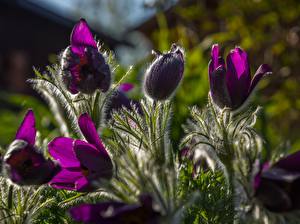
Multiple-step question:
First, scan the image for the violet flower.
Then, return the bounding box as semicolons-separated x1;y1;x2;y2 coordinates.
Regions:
144;44;184;101
69;194;161;224
254;151;300;212
106;83;142;120
61;19;111;94
209;44;272;109
48;113;113;192
3;110;59;185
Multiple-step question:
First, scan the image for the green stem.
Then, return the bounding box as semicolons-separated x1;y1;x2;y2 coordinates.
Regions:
7;185;13;210
58;193;86;206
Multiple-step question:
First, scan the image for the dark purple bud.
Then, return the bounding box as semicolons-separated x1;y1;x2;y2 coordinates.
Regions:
3;140;60;185
208;44;272;109
69;194;161;224
255;151;300;212
144;44;184;100
61;19;111;94
106;83;142;120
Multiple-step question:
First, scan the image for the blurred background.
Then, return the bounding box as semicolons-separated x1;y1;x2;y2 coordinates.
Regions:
1;0;300;155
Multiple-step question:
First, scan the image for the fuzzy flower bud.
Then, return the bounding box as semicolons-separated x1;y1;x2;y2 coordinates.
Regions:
144;44;184;100
61;19;111;94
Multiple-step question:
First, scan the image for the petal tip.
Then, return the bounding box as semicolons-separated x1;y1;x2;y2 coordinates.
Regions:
212;43;219;49
70;19;97;55
119;83;134;92
260;64;272;75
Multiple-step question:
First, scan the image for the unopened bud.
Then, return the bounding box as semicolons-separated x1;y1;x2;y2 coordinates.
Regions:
144;44;184;100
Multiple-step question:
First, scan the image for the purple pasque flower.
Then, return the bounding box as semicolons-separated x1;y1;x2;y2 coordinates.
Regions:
254;151;300;212
209;44;272;109
144;43;184;101
69;194;161;224
106;83;142;120
61;19;111;94
49;113;113;192
3;110;60;185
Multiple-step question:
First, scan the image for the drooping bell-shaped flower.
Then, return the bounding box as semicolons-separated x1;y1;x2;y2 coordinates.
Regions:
48;113;113;192
106;83;142;120
3;110;60;185
61;19;111;94
254;151;300;212
209;44;272;109
144;44;184;100
69;194;161;224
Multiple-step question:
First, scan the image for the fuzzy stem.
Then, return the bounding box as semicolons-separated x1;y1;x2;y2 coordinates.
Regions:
209;94;236;222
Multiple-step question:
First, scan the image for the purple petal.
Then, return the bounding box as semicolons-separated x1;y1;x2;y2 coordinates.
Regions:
210;44;220;72
69;66;81;94
254;162;270;190
255;178;292;212
15;110;36;146
75;176;90;192
180;147;190;159
249;64;272;93
49;168;83;191
209;44;225;76
48;137;80;168
74;140;113;179
69;202;125;223
78;113;107;154
119;83;134;92
274;151;300;172
209;65;232;108
261;167;300;183
208;45;226;106
226;47;251;108
71;19;97;56
69;81;79;94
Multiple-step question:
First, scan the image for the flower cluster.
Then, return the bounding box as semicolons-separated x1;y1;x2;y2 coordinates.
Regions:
2;17;300;224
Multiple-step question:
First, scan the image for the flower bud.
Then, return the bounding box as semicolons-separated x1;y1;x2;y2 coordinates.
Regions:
61;19;111;94
144;44;184;100
3;139;60;185
208;44;272;110
105;83;142;121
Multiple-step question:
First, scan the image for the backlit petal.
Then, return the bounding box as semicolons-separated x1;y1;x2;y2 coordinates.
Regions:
16;110;36;146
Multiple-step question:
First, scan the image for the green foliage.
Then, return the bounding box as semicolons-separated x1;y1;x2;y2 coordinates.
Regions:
178;162;233;224
0;177;57;224
104;99;191;223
